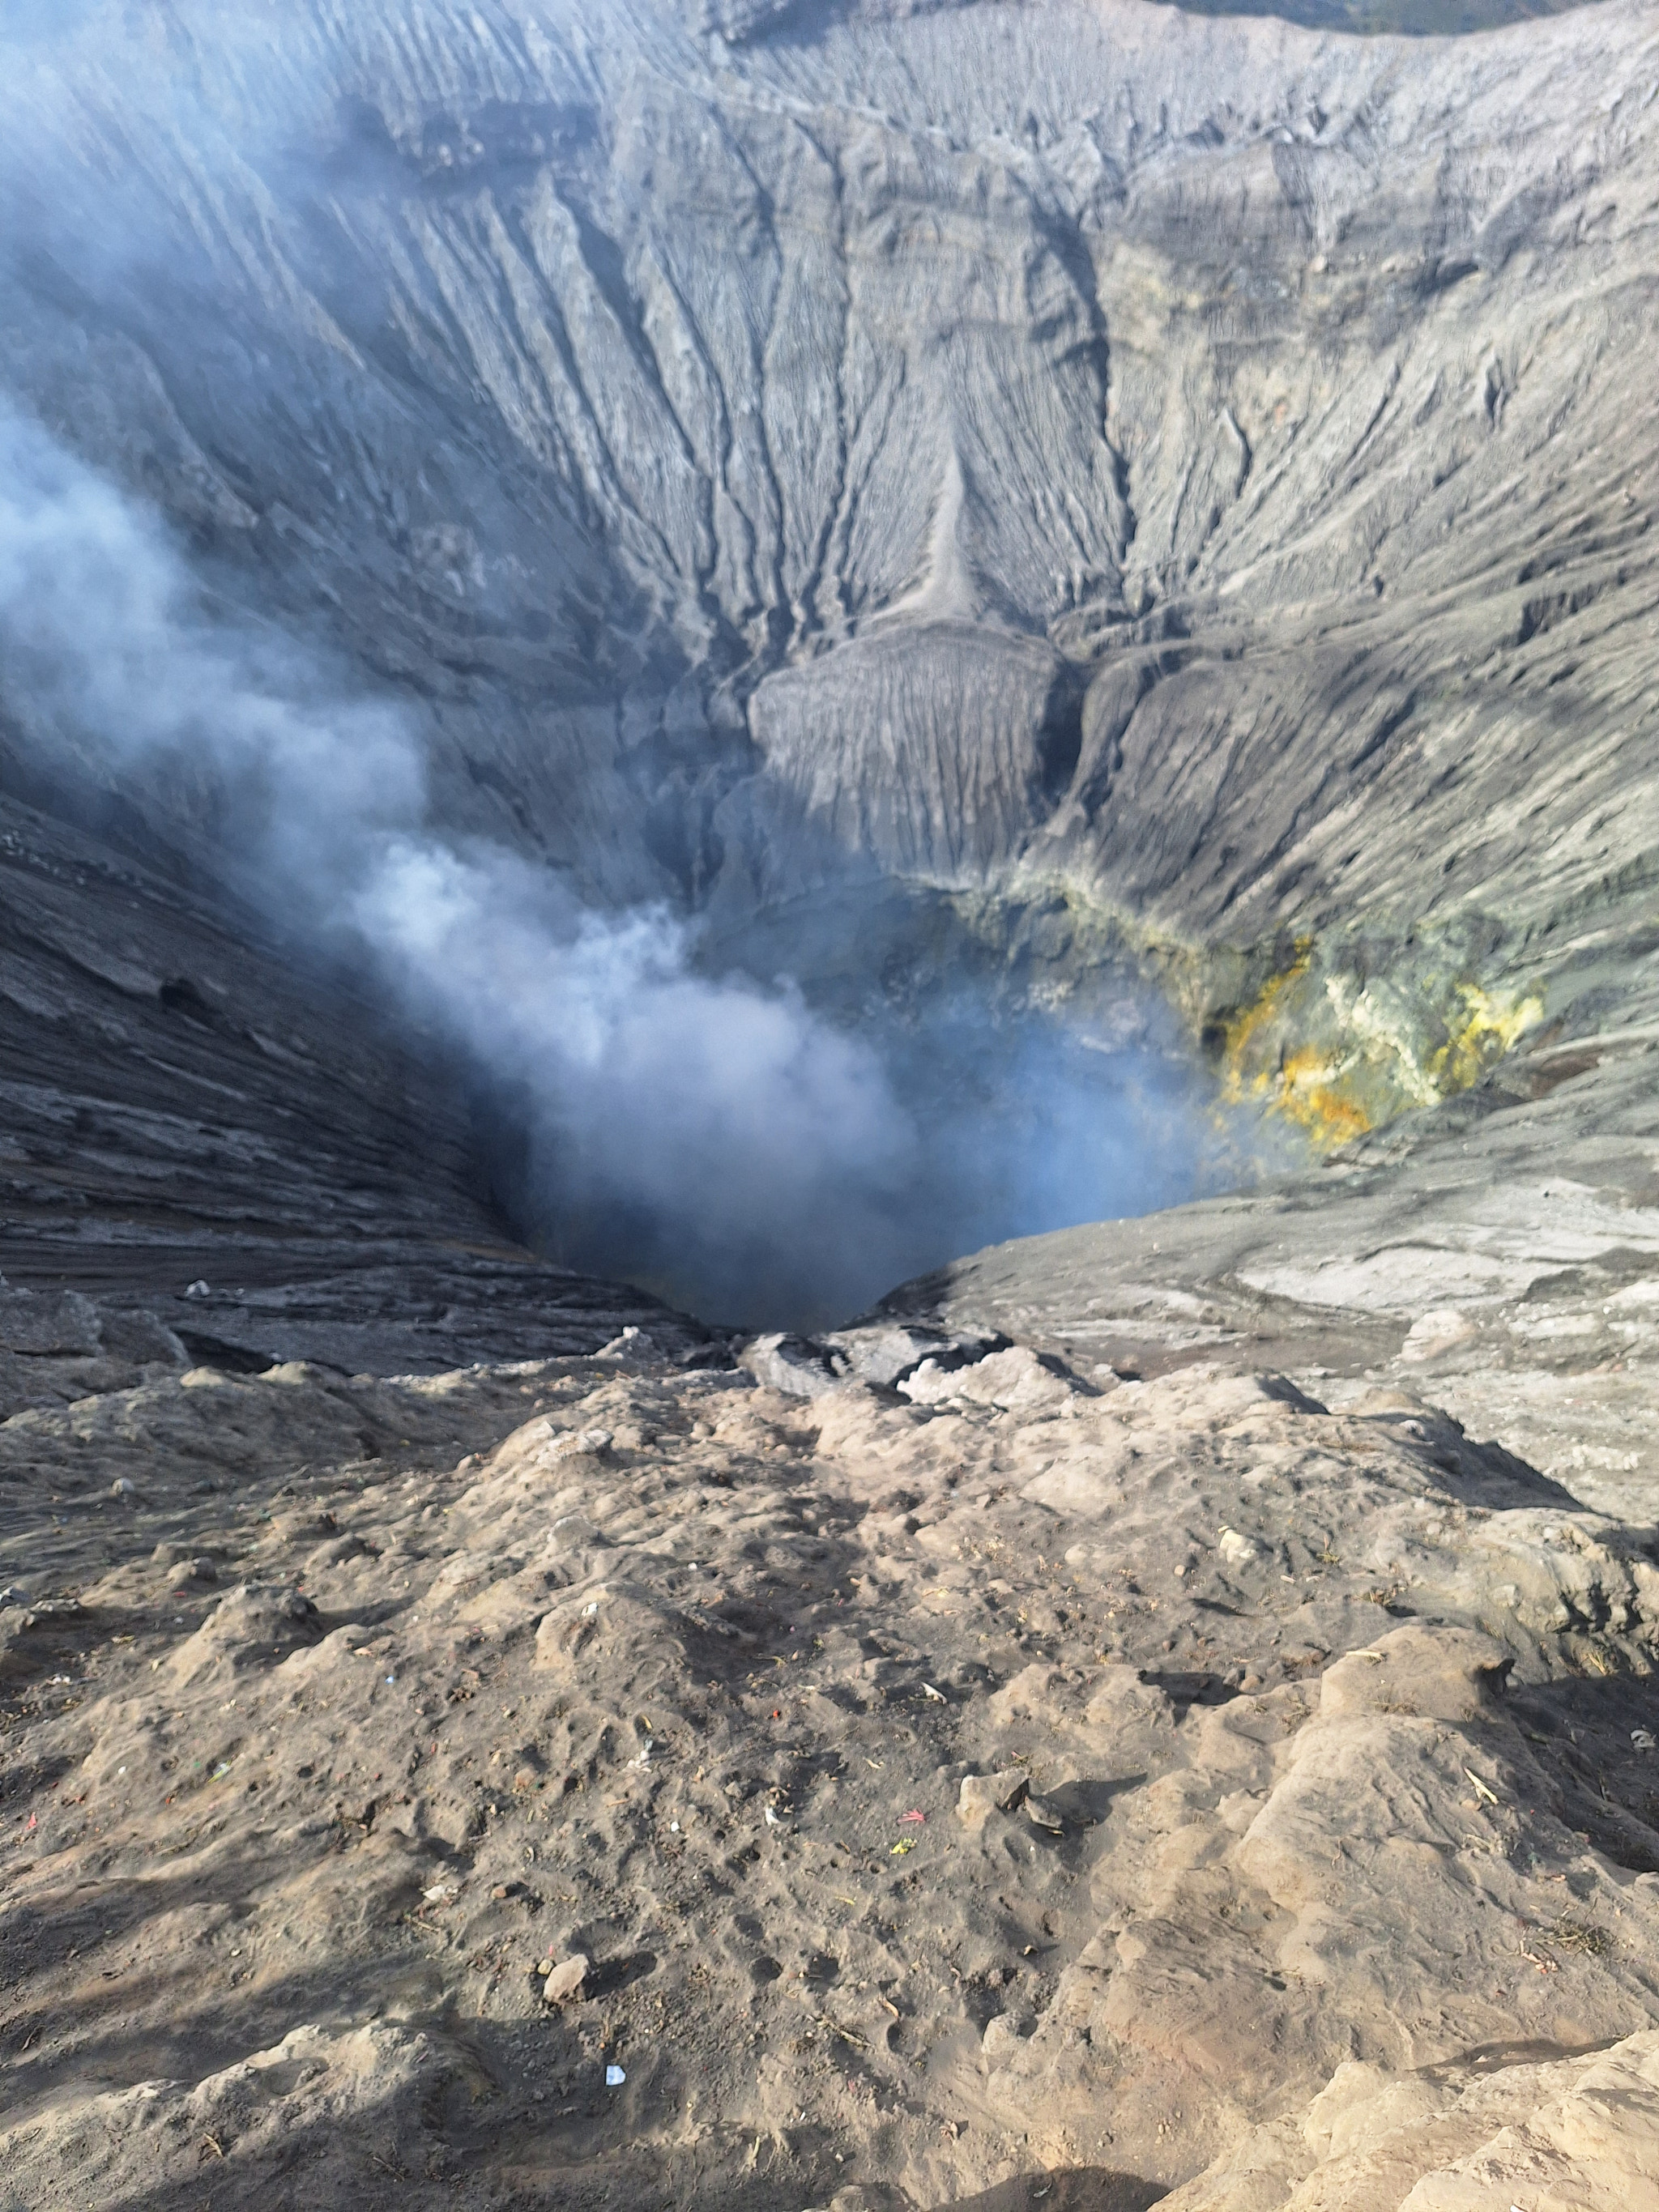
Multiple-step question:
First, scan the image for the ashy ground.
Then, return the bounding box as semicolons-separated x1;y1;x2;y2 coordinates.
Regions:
4;1325;1659;2210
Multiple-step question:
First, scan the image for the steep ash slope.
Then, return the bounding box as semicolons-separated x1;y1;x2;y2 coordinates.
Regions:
4;0;1658;1153
7;9;1659;2204
0;783;719;1379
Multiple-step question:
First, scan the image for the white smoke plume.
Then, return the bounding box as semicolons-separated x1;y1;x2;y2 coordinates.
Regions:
0;403;933;1322
0;1;1235;1328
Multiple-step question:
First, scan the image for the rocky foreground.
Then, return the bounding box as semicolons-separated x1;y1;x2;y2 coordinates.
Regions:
4;1319;1659;2210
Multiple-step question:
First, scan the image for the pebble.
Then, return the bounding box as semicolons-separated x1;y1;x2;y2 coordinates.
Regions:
543;1954;589;2004
956;1770;1030;1829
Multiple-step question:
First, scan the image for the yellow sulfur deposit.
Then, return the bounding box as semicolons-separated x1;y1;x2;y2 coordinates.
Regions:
1428;982;1546;1094
1216;954;1542;1149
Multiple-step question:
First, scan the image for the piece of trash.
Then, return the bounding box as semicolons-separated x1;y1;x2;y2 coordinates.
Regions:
185;1279;211;1299
922;1682;946;1702
669;1820;680;1833
605;2064;626;2086
422;1883;455;1903
212;1762;232;1780
891;1839;915;1856
1633;1729;1656;1751
386;1675;395;1685
1464;1767;1500;1807
582;1602;599;1618
770;1709;783;1720
764;1806;782;1826
898;1809;926;1824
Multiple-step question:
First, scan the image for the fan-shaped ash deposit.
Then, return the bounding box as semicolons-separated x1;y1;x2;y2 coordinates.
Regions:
5;0;1659;1315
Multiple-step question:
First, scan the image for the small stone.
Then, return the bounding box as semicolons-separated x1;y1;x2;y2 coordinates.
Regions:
1025;1794;1065;1834
957;1770;1030;1829
550;1427;612;1461
1218;1526;1260;1568
981;2011;1033;2061
543;1954;589;2004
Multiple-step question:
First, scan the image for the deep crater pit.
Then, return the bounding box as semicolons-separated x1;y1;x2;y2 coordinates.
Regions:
479;881;1252;1332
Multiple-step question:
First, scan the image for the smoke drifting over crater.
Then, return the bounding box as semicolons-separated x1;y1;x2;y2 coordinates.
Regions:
0;404;1209;1324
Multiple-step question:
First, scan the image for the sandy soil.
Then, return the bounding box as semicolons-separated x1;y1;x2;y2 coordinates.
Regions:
4;1336;1659;2210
